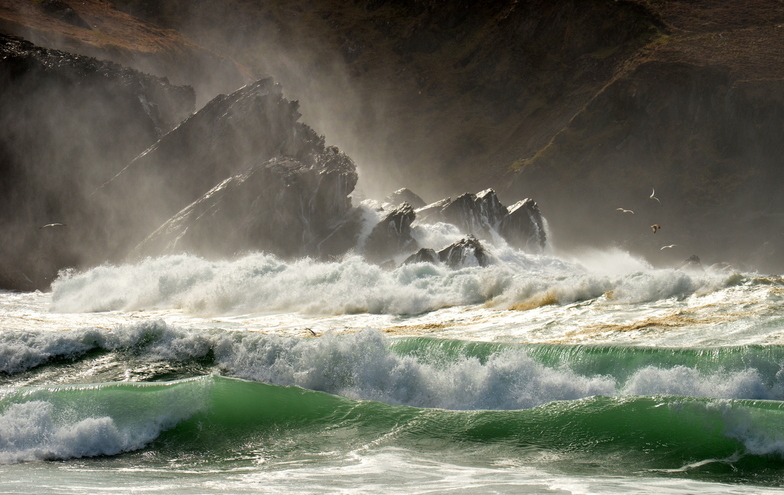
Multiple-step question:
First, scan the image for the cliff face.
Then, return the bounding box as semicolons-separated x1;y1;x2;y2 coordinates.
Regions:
513;61;784;270
2;0;784;272
0;0;250;105
0;34;194;290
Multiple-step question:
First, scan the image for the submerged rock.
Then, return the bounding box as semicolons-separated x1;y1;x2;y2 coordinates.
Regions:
677;255;704;271
403;248;439;265
403;236;490;269
437;235;490;268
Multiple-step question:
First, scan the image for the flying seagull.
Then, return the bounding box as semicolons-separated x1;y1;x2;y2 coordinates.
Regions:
651;224;661;233
39;223;66;229
661;244;677;250
650;188;662;206
616;208;634;214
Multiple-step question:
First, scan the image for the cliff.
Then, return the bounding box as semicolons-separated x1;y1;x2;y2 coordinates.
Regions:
2;0;784;273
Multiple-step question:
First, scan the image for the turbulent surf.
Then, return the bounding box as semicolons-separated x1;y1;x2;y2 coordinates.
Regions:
2;239;784;494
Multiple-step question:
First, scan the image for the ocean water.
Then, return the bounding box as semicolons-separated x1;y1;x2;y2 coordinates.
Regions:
2;223;784;494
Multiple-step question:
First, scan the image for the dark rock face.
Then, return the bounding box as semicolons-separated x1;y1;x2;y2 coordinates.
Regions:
403;248;439;265
98;78;322;257
131;139;360;261
363;202;418;263
0;34;194;290
415;188;546;252
437;235;490;269
441;189;508;239
500;199;547;250
404;236;490;269
384;188;426;209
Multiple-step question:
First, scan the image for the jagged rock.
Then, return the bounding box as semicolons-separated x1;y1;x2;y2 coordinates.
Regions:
402;236;490;269
363;203;418;263
414;188;546;252
437;235;491;268
416;189;507;238
403;248;439;265
442;189;508;237
98;77;334;261
131;147;359;260
0;34;194;290
500;199;547;250
414;198;452;223
384;188;426;209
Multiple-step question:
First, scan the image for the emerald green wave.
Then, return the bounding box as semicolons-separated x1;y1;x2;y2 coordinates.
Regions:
390;338;784;384
2;375;783;484
171;376;784;482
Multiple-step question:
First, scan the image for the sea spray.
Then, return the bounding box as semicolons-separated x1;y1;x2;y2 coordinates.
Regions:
49;247;744;317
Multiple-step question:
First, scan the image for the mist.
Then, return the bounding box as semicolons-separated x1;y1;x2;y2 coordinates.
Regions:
2;0;784;291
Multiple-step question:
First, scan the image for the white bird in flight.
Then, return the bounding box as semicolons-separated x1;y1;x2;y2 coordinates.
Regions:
616;208;634;214
661;244;677;250
39;222;66;229
650;188;662;206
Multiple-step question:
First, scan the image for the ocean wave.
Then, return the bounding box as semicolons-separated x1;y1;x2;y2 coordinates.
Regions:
3;324;784;409
0;378;209;463
5;375;782;471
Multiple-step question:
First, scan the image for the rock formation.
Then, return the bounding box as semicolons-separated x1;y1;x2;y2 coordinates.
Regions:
404;236;490;269
384;188;426;209
0;35;550;290
362;203;418;263
97;78;318;253
131;149;359;261
500;199;547;251
415;189;546;250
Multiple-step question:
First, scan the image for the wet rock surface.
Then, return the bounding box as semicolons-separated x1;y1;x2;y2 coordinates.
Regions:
363;203;418;263
384;188;426;209
415;188;546;251
98;78;321;256
403;235;490;269
500;199;547;250
131;149;359;261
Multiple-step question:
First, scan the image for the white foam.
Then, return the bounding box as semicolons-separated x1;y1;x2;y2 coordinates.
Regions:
5;323;784;408
0;320;214;374
0;378;209;463
48;241;741;320
622;365;780;400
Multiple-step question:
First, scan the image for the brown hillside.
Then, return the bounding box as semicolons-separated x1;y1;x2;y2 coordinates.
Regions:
2;0;783;271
